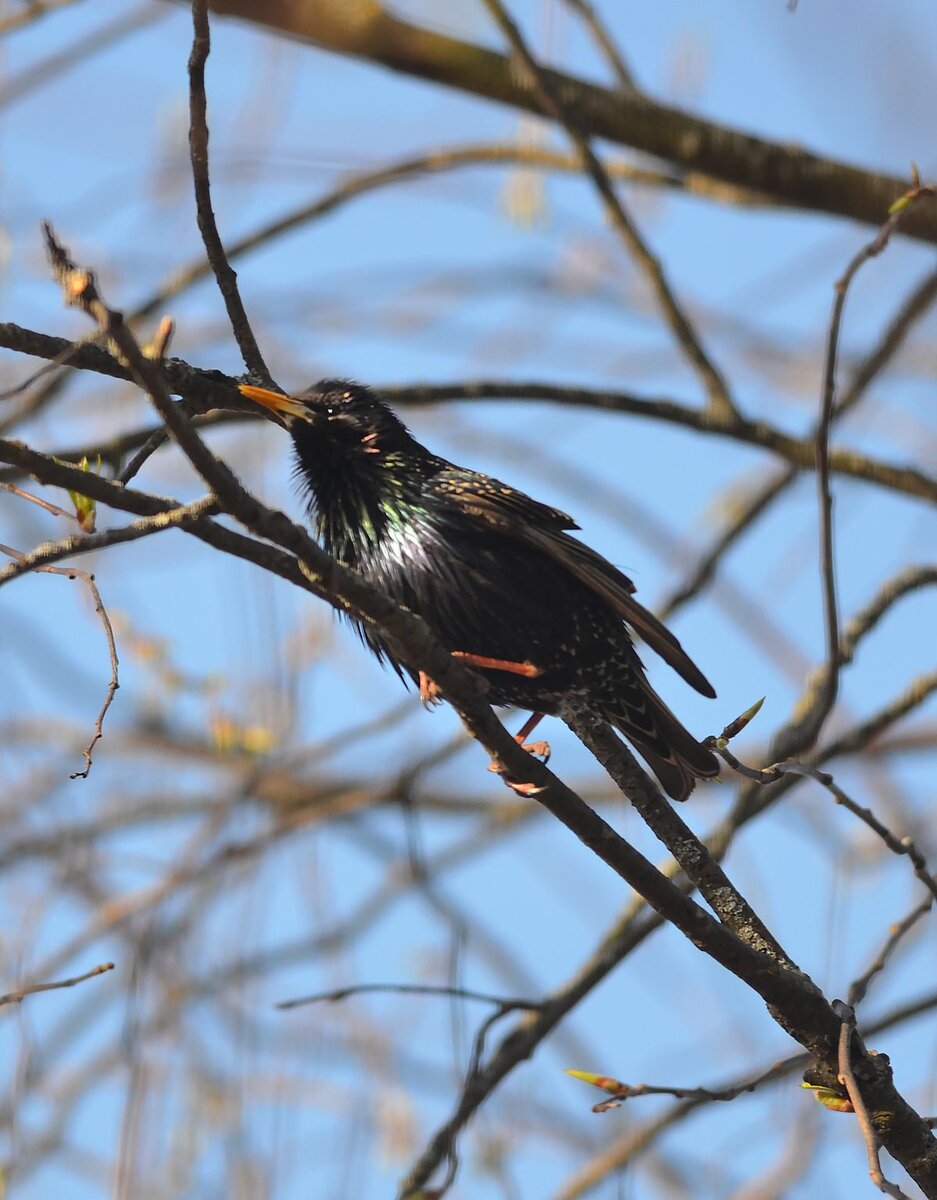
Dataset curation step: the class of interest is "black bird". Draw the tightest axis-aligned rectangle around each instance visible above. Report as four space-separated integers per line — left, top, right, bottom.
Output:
240 380 719 800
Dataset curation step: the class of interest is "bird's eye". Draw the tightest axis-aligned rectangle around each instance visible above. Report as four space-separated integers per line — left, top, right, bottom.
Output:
325 406 336 417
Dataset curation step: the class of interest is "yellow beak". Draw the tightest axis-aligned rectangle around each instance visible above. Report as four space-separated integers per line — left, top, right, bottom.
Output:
239 384 309 421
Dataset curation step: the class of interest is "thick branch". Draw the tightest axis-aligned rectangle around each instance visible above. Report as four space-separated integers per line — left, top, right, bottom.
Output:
3 325 935 506
205 0 937 244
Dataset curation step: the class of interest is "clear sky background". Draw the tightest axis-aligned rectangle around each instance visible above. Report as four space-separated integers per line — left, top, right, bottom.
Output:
2 2 937 1198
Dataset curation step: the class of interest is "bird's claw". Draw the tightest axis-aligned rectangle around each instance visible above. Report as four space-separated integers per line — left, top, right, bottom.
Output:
500 777 547 797
487 736 551 793
520 739 551 764
419 671 443 708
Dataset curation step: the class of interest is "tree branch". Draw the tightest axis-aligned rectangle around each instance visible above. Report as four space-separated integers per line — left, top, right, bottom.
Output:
205 0 937 244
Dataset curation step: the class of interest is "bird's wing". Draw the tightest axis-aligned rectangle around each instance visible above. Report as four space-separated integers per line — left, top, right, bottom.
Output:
434 469 581 532
435 467 715 698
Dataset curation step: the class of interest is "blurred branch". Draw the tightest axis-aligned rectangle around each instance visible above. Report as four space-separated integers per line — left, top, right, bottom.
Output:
562 0 638 93
0 541 120 778
277 981 544 1011
659 259 937 620
481 0 737 421
822 671 937 763
0 961 114 1007
840 565 937 665
205 0 937 244
0 5 161 109
848 898 933 1009
0 0 84 37
129 139 771 332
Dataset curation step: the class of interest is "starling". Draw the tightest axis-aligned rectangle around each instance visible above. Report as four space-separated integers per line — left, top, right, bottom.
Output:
240 380 719 800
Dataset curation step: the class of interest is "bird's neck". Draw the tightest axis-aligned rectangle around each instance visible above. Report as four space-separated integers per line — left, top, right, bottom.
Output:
296 445 432 568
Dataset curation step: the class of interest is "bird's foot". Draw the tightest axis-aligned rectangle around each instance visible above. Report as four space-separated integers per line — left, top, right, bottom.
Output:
515 712 548 762
487 712 550 791
418 671 444 708
487 737 551 776
520 739 551 762
500 777 547 797
450 651 544 678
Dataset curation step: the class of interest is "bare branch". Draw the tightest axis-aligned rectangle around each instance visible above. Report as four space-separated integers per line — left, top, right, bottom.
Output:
187 0 270 381
0 480 81 524
4 322 937 506
848 899 933 1009
0 0 84 37
562 0 638 93
0 496 220 589
277 981 543 1011
0 541 120 778
0 961 114 1007
835 1001 911 1199
480 0 738 421
206 0 937 244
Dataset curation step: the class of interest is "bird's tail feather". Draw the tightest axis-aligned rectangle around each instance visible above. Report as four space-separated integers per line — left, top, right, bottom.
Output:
605 676 719 802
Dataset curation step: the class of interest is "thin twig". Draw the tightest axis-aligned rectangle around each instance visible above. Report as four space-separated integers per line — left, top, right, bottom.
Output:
571 1063 785 1111
0 961 114 1007
277 981 542 1011
0 541 120 778
713 747 937 905
0 496 220 588
834 1000 910 1199
794 186 937 755
561 0 638 93
479 0 738 421
116 427 171 485
848 899 933 1009
187 0 269 382
0 481 80 523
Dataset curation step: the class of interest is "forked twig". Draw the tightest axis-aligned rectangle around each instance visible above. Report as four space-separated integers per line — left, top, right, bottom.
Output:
0 541 119 778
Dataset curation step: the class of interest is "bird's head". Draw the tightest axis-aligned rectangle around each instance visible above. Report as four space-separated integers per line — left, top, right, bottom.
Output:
239 380 428 558
239 379 417 462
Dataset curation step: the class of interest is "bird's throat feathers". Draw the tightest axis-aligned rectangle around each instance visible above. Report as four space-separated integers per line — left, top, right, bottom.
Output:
291 432 435 568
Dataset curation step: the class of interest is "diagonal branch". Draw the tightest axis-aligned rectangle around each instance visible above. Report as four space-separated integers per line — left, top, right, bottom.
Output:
205 0 937 244
480 0 737 421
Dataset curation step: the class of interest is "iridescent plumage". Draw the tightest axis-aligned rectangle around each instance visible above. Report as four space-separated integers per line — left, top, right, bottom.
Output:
241 379 719 800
